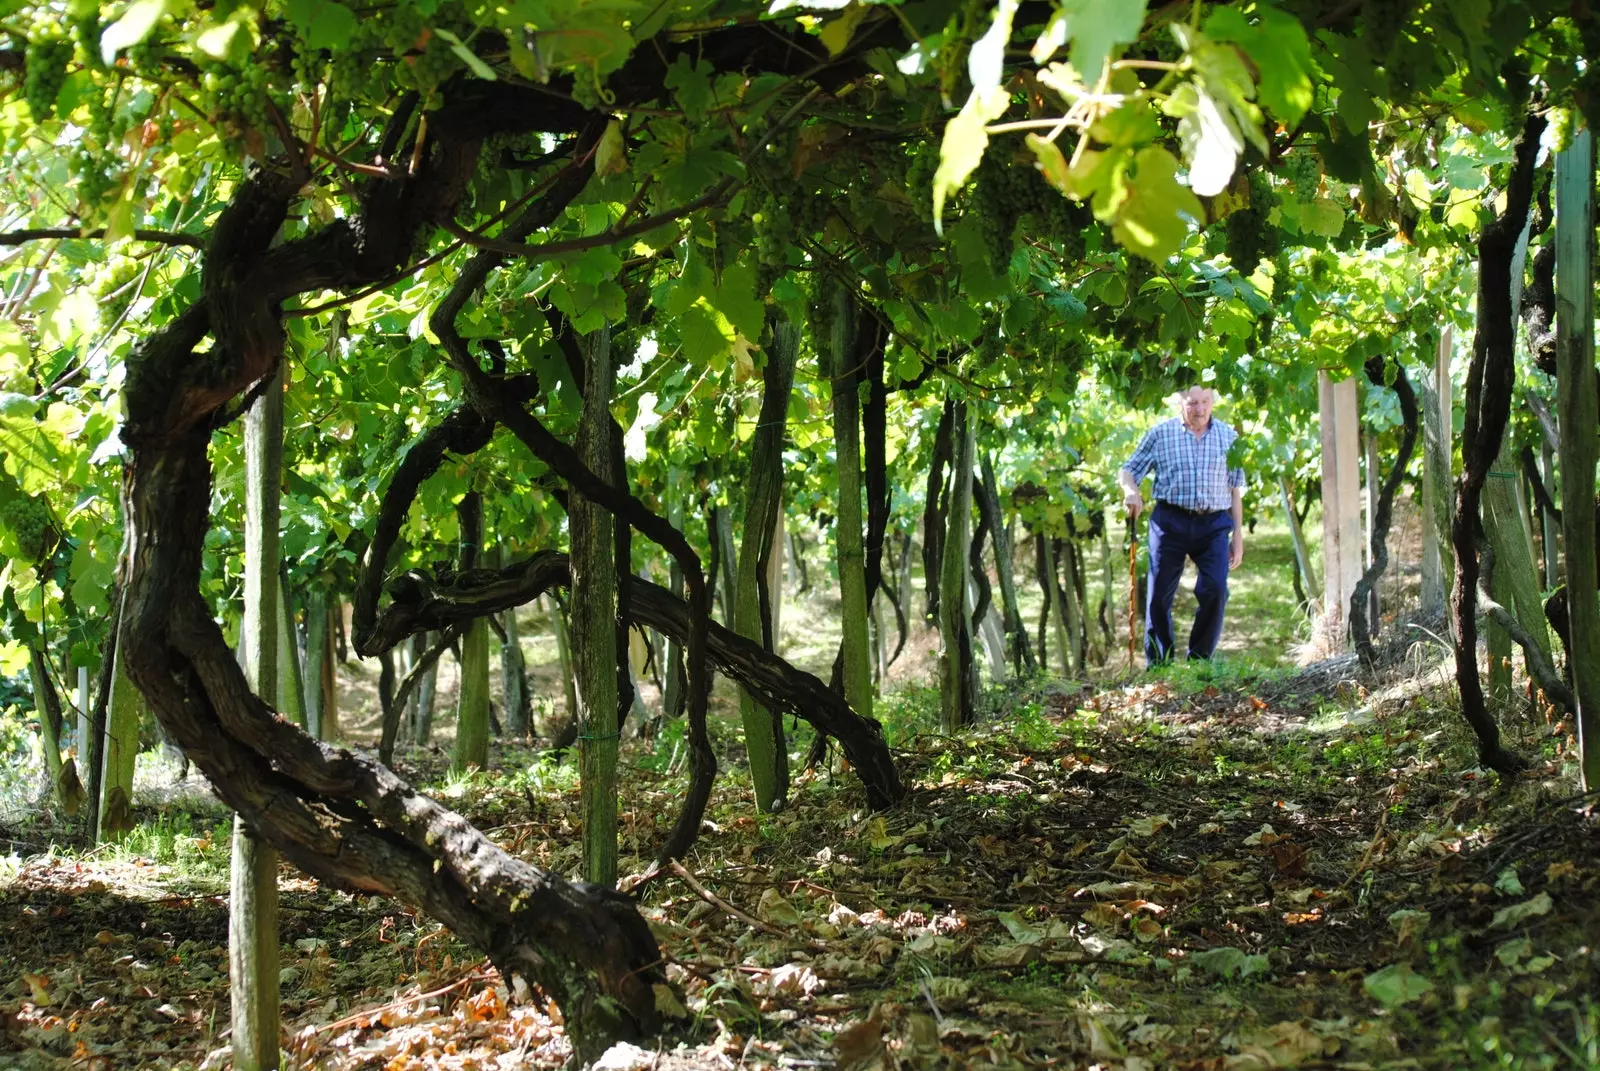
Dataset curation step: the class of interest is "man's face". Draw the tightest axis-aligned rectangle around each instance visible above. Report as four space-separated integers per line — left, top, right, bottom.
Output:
1179 388 1215 430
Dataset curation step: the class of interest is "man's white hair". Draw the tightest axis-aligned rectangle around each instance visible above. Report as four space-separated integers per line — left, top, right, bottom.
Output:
1170 386 1220 406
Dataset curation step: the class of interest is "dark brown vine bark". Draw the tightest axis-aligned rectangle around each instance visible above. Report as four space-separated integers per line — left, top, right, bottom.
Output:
828 304 888 694
102 16 933 1056
1350 356 1419 668
977 455 1035 676
921 399 956 622
361 550 903 808
424 159 716 866
1449 110 1546 775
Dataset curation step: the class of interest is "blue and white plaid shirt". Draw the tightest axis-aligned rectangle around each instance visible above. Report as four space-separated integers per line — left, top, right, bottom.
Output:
1121 418 1246 513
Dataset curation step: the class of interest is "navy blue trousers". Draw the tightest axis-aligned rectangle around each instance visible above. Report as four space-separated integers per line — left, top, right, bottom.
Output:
1144 502 1233 665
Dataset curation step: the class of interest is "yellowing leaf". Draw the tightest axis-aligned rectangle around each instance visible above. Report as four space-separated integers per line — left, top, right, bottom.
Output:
756 887 803 927
595 120 627 176
1025 135 1074 196
818 2 868 56
21 972 52 1005
931 87 1010 234
653 983 691 1019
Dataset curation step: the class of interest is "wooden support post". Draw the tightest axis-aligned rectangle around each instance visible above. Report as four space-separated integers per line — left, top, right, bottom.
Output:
1363 425 1381 637
1419 328 1455 625
232 368 281 1071
1319 373 1363 647
1555 128 1600 789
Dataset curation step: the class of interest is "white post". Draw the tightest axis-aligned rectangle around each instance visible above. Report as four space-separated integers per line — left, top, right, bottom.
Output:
1319 372 1363 647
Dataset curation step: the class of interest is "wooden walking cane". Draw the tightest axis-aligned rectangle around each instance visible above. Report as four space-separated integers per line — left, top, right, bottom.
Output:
1126 507 1139 671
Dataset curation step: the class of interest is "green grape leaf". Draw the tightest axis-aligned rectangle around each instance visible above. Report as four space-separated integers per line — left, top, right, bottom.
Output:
1301 197 1347 239
0 323 28 381
69 539 114 617
665 54 713 119
1108 147 1202 263
285 0 358 51
1362 963 1434 1007
1315 32 1385 136
932 87 1008 234
1204 5 1313 127
1043 286 1088 322
195 13 256 63
1054 0 1149 82
1089 96 1163 148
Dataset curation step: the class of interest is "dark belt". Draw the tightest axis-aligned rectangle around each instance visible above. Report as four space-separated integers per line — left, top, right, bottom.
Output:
1157 500 1224 517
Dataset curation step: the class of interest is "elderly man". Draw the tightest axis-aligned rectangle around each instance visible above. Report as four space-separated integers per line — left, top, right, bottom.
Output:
1117 387 1246 665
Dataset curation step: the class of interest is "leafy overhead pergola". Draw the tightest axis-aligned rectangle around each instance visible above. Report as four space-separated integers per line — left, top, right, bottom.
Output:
1 0 1594 1054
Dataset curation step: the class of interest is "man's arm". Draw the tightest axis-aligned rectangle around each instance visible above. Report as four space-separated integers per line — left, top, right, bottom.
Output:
1118 466 1144 517
1120 428 1158 517
1229 485 1244 569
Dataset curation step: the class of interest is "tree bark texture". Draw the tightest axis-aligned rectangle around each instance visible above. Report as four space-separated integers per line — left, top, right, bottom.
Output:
118 159 666 1060
1449 111 1545 774
84 591 119 840
1279 476 1320 613
976 454 1035 676
569 331 621 886
939 399 976 731
921 399 956 623
1349 357 1418 668
735 311 798 812
1483 441 1551 664
362 551 904 808
27 648 84 816
98 638 140 842
303 589 331 739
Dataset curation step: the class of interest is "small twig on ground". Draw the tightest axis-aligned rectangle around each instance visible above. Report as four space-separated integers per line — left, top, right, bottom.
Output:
668 859 788 938
1339 808 1391 891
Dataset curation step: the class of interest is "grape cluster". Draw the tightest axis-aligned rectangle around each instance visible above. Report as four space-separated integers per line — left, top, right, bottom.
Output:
94 258 146 321
201 63 275 139
24 34 74 121
748 186 795 292
969 154 1029 271
2 494 57 564
1279 150 1322 197
70 9 102 70
906 149 937 223
970 152 1089 273
1223 171 1281 276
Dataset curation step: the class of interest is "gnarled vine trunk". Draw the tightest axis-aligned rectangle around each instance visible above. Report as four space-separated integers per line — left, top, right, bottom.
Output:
1448 111 1545 774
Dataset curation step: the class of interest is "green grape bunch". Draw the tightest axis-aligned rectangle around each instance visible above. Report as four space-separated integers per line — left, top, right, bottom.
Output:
1 492 60 564
24 34 75 122
1223 171 1282 277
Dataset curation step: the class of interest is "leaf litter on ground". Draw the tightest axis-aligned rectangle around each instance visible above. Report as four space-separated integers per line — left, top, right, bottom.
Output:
2 653 1598 1070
